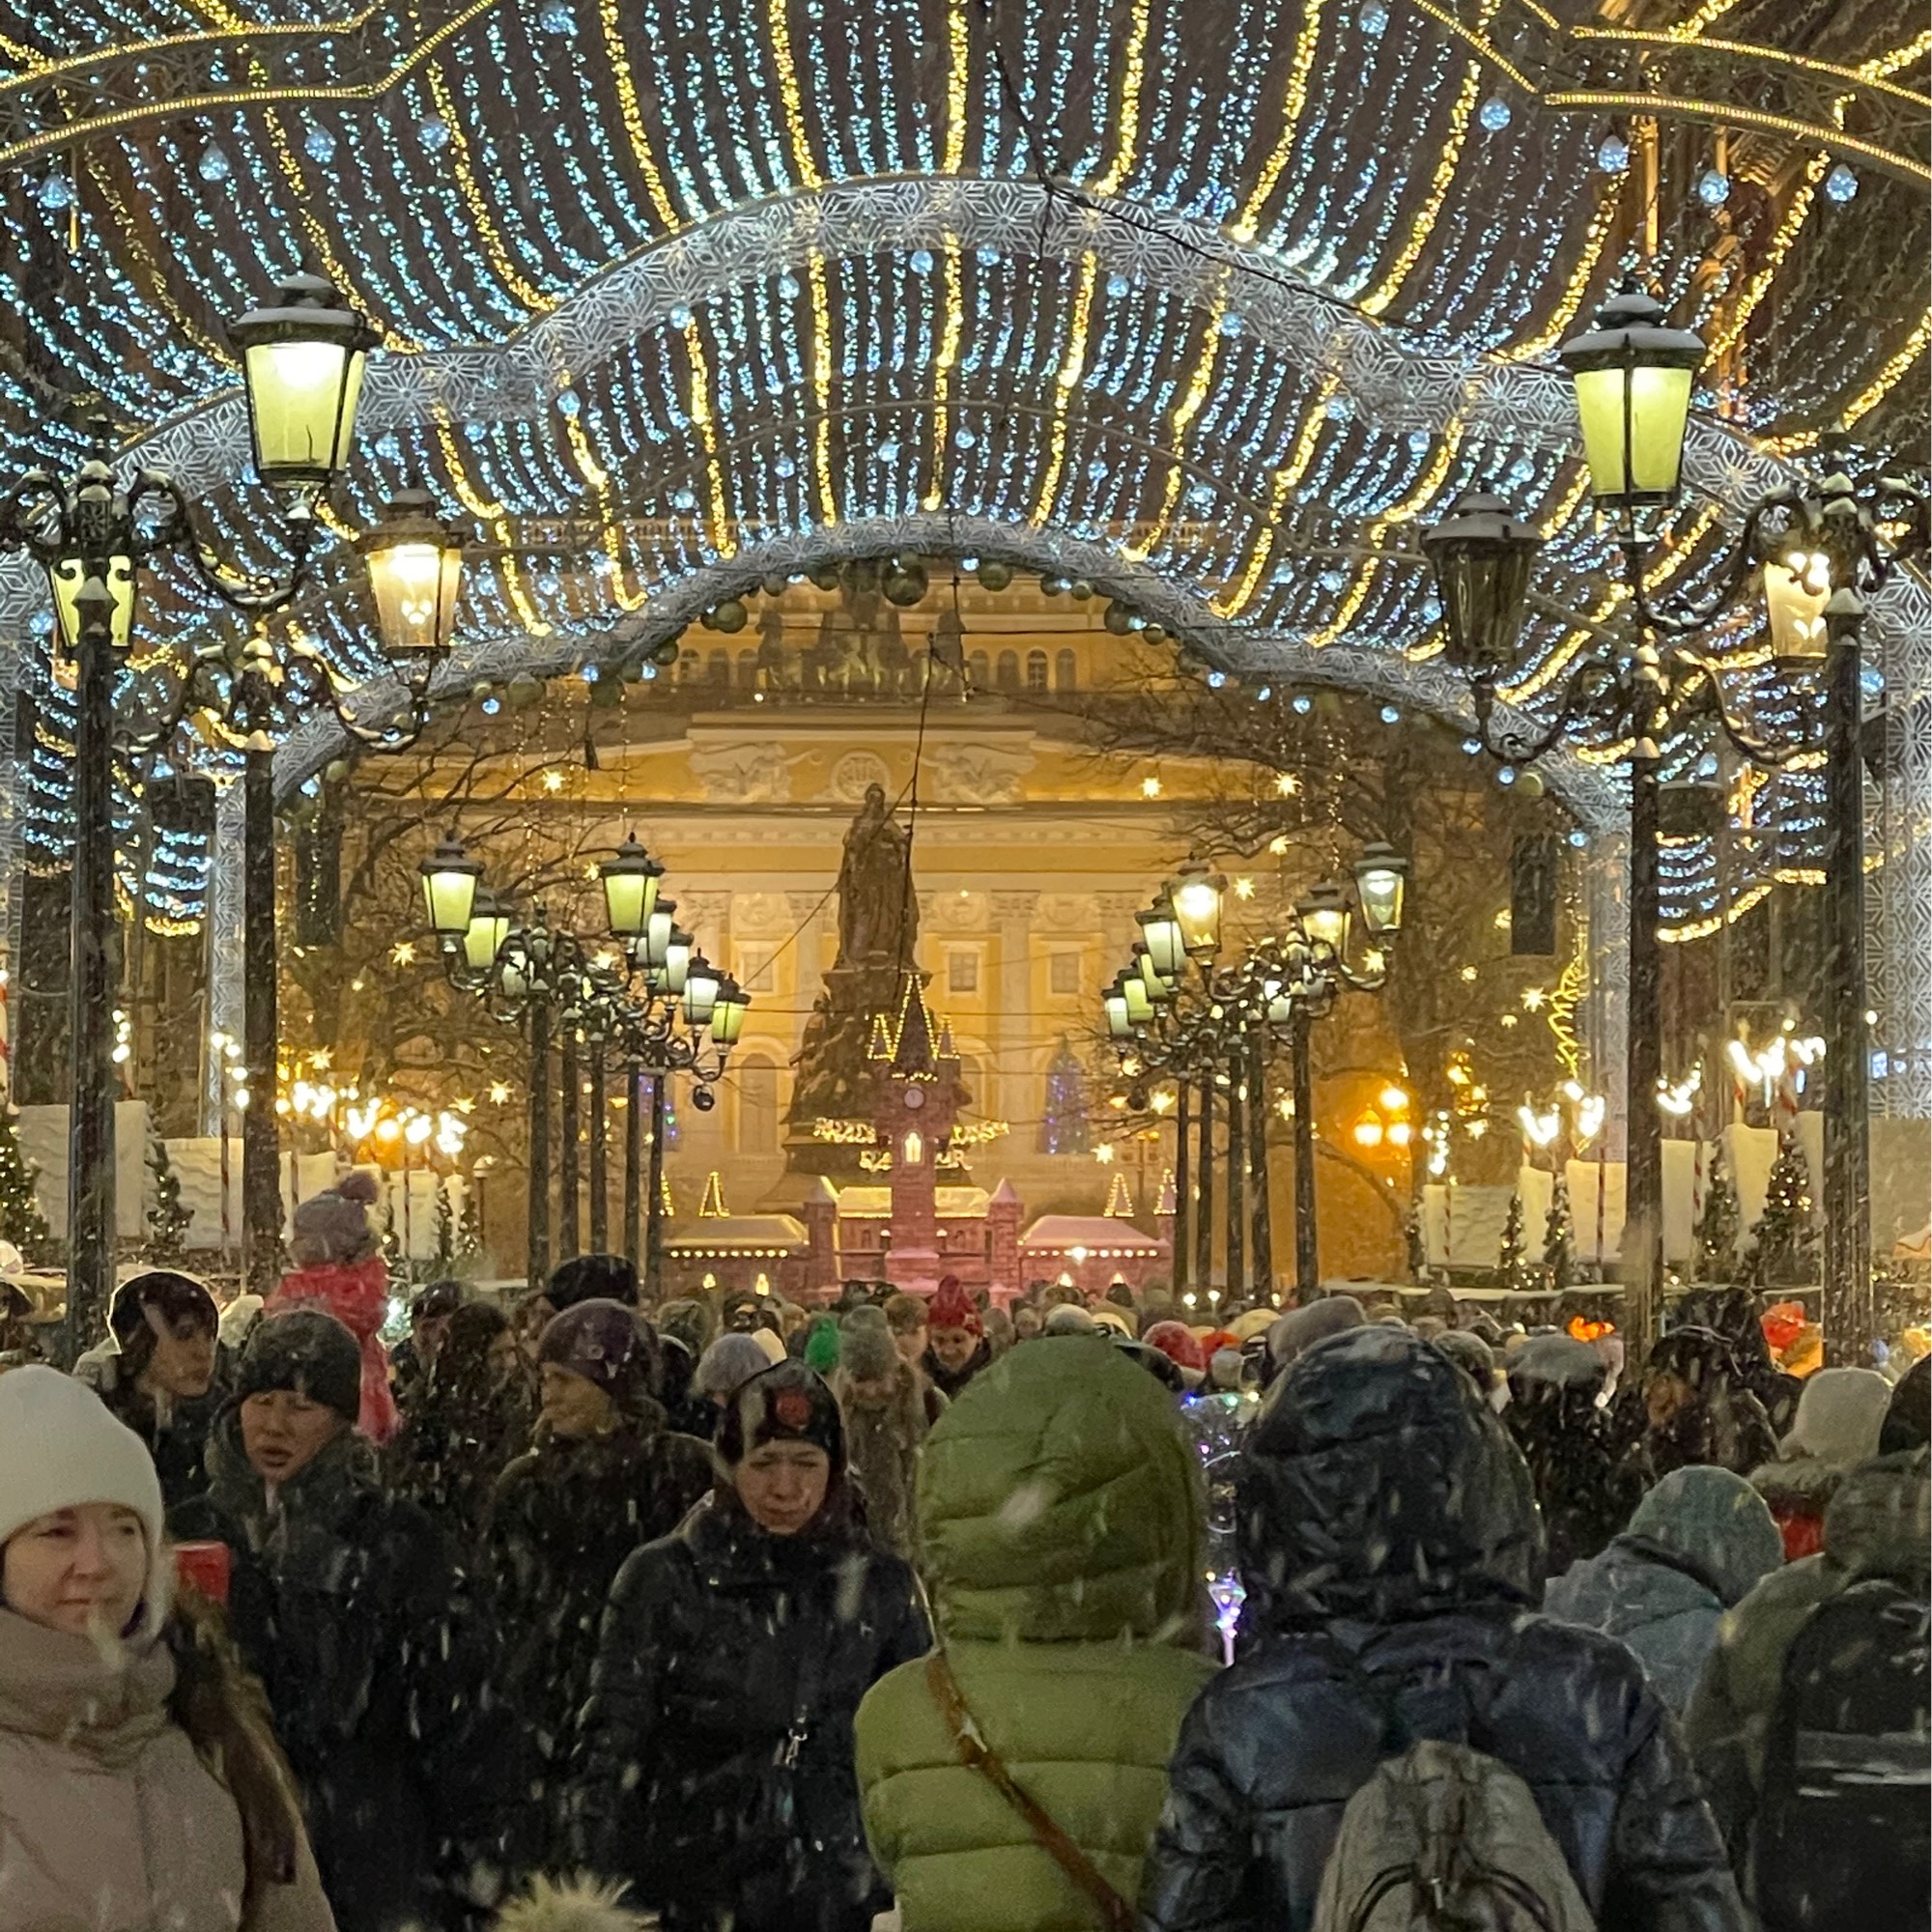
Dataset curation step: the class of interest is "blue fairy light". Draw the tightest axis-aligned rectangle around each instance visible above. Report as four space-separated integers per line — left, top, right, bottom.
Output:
556 387 581 417
1696 169 1730 207
303 124 337 164
1359 0 1389 33
1218 312 1244 337
668 304 694 329
953 427 977 449
1207 670 1227 689
773 455 797 479
418 115 451 153
197 144 231 184
671 487 698 511
778 272 801 299
37 174 74 213
1380 704 1401 724
976 244 1000 267
1825 163 1859 203
481 696 501 716
1319 567 1348 591
538 0 574 31
1293 695 1313 715
1107 273 1130 298
1598 135 1630 174
875 440 899 463
1478 97 1512 132
909 248 934 274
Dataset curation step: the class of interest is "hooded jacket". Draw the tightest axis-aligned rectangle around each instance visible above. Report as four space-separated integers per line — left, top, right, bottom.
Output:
574 1471 929 1931
1746 1366 1892 1560
831 1357 929 1561
1545 1466 1783 1712
170 1409 517 1932
485 1406 713 1853
1644 1326 1779 1481
1140 1326 1746 1932
1685 1448 1930 1868
0 1606 335 1932
856 1338 1216 1932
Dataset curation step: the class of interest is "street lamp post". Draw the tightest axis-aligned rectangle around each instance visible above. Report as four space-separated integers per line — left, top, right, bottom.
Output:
0 270 375 1354
1423 283 1926 1361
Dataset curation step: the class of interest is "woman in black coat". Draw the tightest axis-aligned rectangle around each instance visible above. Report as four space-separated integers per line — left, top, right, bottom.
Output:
387 1300 533 1548
170 1311 518 1932
485 1298 713 1858
1139 1325 1747 1932
573 1361 929 1932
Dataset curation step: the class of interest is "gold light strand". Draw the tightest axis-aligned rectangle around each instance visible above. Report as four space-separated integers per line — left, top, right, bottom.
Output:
684 318 737 560
1662 0 1746 43
258 107 402 341
1840 309 1932 428
425 66 550 313
1512 180 1620 359
1361 5 1501 319
1212 372 1339 618
559 381 648 611
1123 291 1227 560
1211 466 1295 617
435 420 505 519
767 0 822 191
1233 0 1327 242
923 236 963 512
1090 0 1152 196
809 253 837 526
435 420 550 633
1031 249 1099 525
1705 151 1829 364
941 0 971 173
598 0 683 228
1307 416 1465 648
1860 27 1932 80
83 156 233 367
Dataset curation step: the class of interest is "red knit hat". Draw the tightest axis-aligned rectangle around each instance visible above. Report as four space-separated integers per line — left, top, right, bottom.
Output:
927 1276 981 1336
1143 1320 1207 1372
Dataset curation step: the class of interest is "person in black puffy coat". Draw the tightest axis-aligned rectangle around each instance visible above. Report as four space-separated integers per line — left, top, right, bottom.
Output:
1139 1325 1747 1932
486 1298 713 1861
1503 1333 1647 1577
572 1361 928 1932
170 1310 520 1932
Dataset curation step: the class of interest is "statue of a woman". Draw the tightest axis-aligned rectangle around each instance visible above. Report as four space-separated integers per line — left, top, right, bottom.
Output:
836 783 915 965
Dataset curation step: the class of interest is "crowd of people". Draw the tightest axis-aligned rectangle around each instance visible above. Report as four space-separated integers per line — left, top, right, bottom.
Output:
0 1169 1925 1932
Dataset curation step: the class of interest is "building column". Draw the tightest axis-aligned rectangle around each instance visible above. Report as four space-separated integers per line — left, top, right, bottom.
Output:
991 893 1038 1130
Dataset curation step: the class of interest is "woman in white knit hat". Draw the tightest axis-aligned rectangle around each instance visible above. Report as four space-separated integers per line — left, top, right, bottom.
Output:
0 1366 333 1931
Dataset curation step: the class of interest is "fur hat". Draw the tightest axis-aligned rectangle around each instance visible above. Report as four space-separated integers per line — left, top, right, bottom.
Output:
235 1310 362 1423
1265 1293 1366 1366
539 1298 645 1406
290 1172 380 1269
0 1367 170 1631
493 1875 655 1932
927 1277 981 1336
716 1362 844 1473
838 1305 899 1381
1779 1366 1892 1466
693 1332 773 1399
546 1252 639 1313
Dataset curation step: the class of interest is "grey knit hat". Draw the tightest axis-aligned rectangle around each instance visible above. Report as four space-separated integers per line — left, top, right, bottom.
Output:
839 1305 899 1381
693 1332 772 1400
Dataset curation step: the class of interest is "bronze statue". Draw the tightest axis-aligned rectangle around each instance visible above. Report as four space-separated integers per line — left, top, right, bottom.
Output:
835 782 916 966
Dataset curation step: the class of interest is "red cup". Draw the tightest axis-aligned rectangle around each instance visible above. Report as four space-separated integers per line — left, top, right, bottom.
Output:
174 1541 232 1605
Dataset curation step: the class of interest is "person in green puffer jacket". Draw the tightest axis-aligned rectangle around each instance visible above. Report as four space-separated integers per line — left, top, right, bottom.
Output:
855 1333 1216 1932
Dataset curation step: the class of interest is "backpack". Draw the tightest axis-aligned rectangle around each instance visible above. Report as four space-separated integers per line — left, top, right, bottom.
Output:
1755 1577 1931 1932
1312 1738 1598 1932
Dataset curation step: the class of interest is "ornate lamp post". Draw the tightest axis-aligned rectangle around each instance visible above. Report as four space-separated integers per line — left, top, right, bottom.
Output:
0 269 374 1351
1424 281 1926 1361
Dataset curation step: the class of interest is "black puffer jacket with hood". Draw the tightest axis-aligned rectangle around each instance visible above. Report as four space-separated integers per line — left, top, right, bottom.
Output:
1139 1325 1747 1932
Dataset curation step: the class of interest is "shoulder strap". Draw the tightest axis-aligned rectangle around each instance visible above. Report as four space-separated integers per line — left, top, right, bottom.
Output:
924 1651 1136 1932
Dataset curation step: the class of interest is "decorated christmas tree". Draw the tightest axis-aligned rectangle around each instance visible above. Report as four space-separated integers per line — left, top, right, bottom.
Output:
144 1127 193 1264
0 1104 51 1263
1038 1037 1092 1155
432 1178 454 1271
1746 1133 1818 1289
1542 1173 1576 1293
1104 1169 1135 1219
1494 1192 1538 1293
455 1184 482 1262
1693 1145 1741 1284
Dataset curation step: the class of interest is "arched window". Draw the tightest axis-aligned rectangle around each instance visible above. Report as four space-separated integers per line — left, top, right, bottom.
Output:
706 649 730 686
968 650 989 688
736 648 758 691
677 650 699 685
996 650 1020 692
1025 649 1049 693
737 1053 779 1153
1055 648 1078 693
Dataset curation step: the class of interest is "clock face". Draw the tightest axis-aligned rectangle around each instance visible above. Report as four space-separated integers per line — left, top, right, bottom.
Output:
901 1085 926 1111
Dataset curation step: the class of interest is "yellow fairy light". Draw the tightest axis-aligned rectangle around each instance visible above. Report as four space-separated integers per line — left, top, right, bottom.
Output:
1459 964 1479 982
809 254 837 526
389 941 417 966
1090 0 1152 195
424 64 551 312
1124 291 1227 561
1521 986 1548 1010
1234 877 1256 899
683 317 737 559
1033 250 1100 525
923 236 964 511
542 768 566 793
489 1082 512 1105
1233 0 1328 240
766 0 822 188
942 0 971 172
1268 835 1291 855
1141 775 1163 798
599 0 683 226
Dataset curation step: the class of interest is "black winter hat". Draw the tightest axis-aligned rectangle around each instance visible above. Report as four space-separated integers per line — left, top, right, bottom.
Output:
716 1361 844 1475
547 1251 639 1312
235 1309 362 1422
